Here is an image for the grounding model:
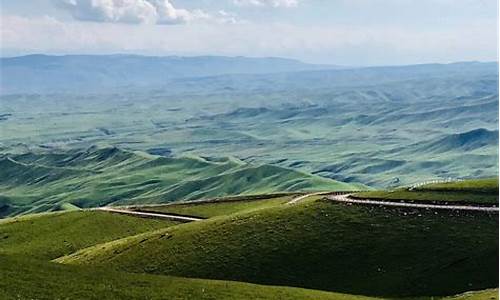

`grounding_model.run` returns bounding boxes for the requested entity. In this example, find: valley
[0,147,364,218]
[0,56,498,299]
[1,60,498,188]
